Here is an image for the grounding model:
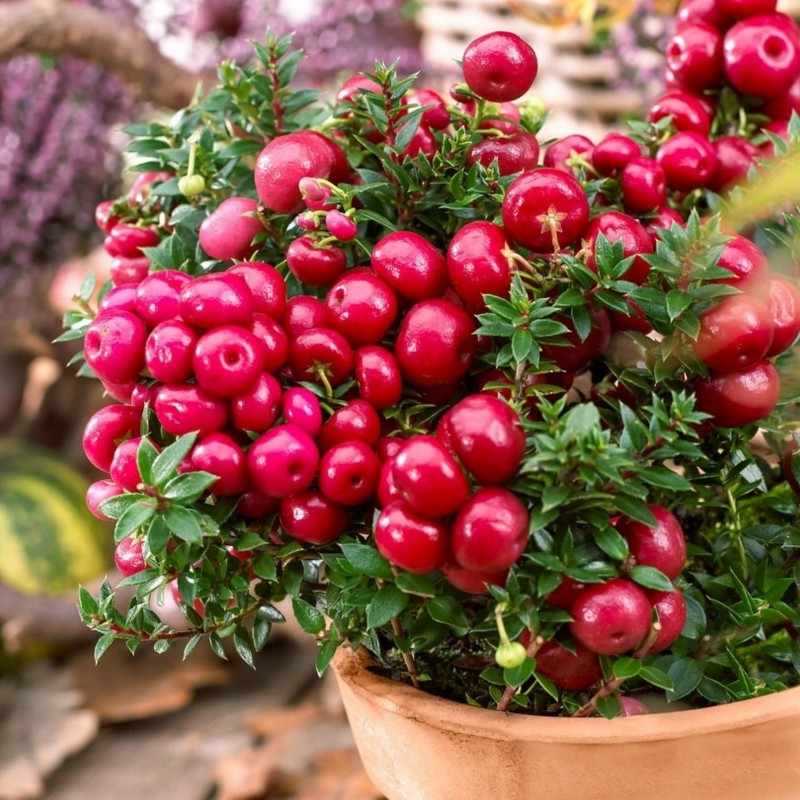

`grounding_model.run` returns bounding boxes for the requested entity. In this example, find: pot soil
[333,646,800,800]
